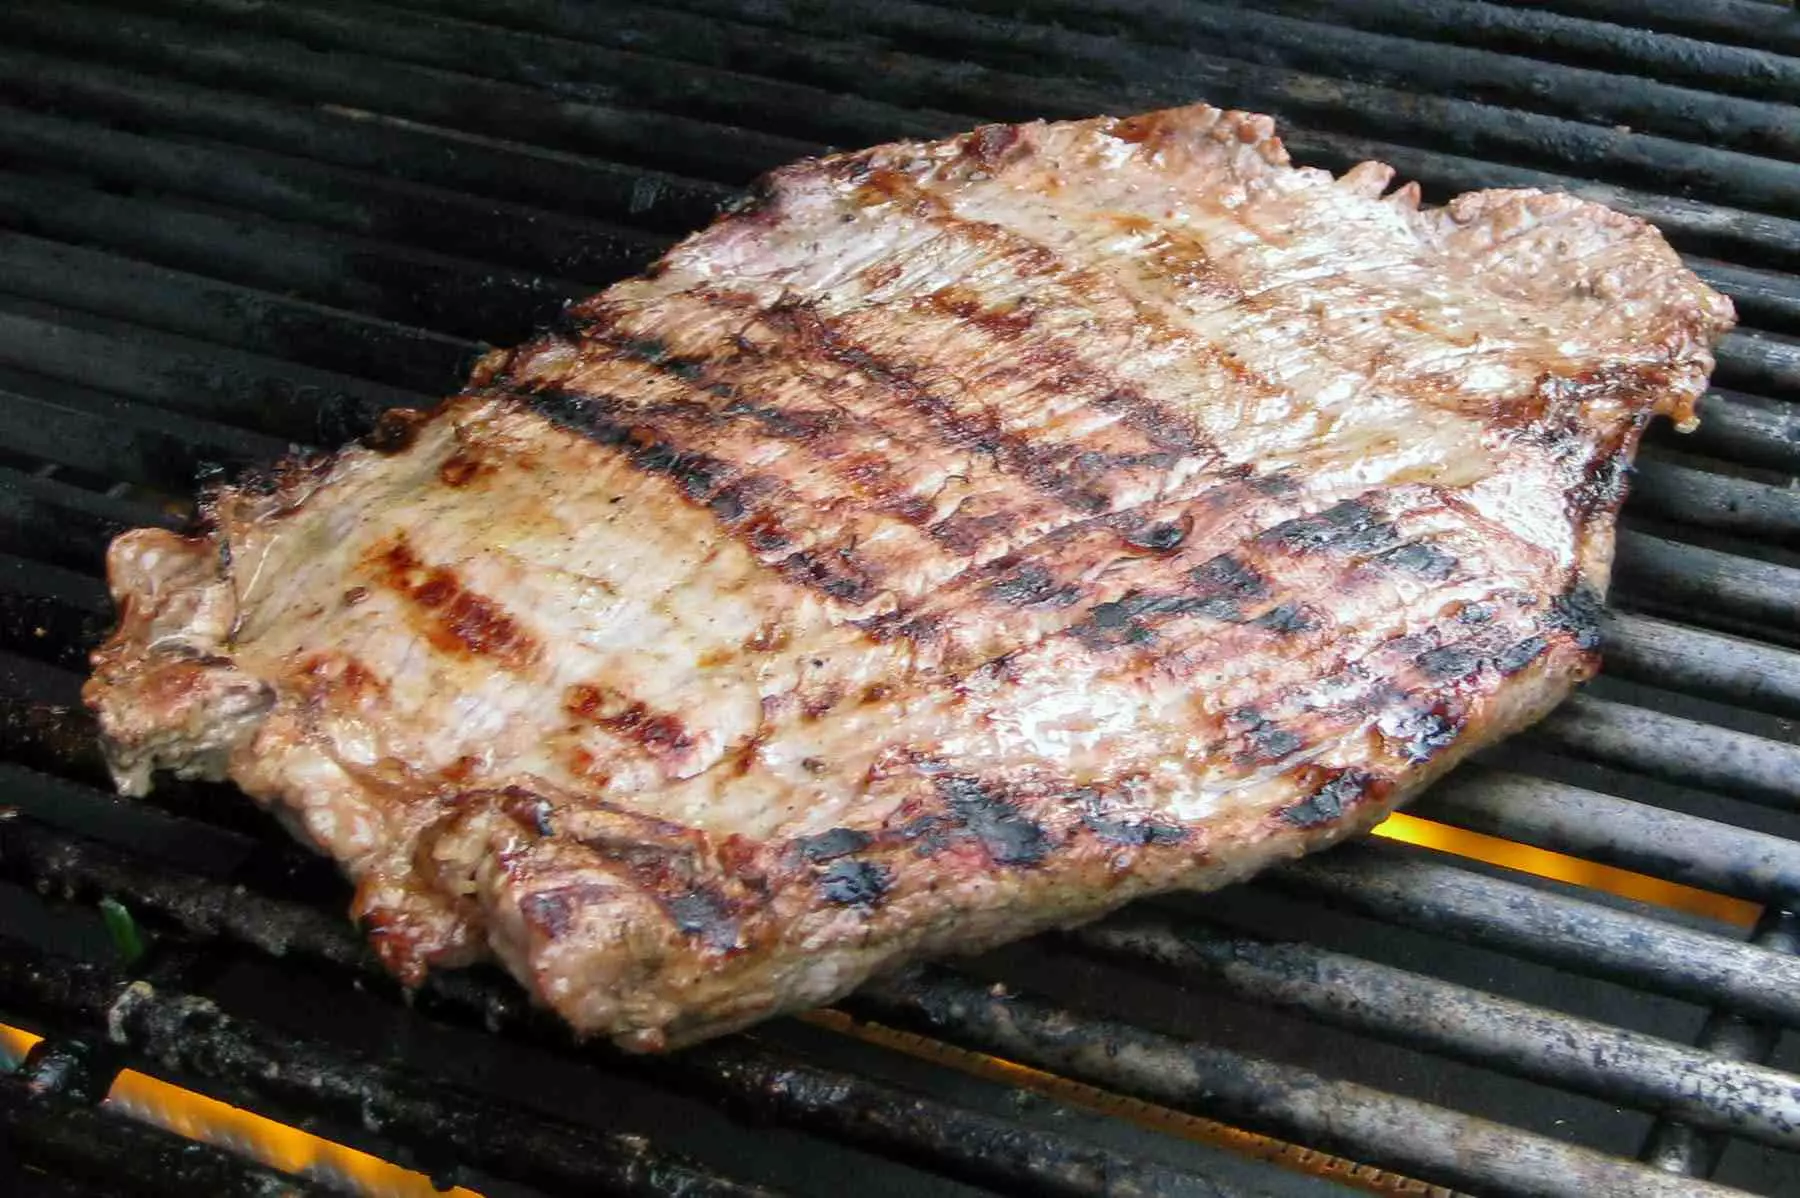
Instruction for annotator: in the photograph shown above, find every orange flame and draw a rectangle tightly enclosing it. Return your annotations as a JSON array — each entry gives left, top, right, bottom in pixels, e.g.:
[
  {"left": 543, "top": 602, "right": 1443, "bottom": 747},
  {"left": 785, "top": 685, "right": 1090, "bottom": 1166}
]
[
  {"left": 0, "top": 809, "right": 1759, "bottom": 1196},
  {"left": 1, "top": 1022, "right": 482, "bottom": 1198},
  {"left": 1372, "top": 812, "right": 1759, "bottom": 928}
]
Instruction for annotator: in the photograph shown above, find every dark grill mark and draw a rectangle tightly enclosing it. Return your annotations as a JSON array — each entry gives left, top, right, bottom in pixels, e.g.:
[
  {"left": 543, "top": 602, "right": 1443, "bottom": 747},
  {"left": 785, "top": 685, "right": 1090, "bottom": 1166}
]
[
  {"left": 1122, "top": 519, "right": 1188, "bottom": 553},
  {"left": 1229, "top": 707, "right": 1305, "bottom": 763},
  {"left": 753, "top": 294, "right": 1206, "bottom": 517},
  {"left": 1280, "top": 769, "right": 1376, "bottom": 828},
  {"left": 1380, "top": 541, "right": 1458, "bottom": 580},
  {"left": 375, "top": 540, "right": 535, "bottom": 666},
  {"left": 1417, "top": 645, "right": 1481, "bottom": 681},
  {"left": 529, "top": 388, "right": 736, "bottom": 506},
  {"left": 1496, "top": 636, "right": 1550, "bottom": 675},
  {"left": 564, "top": 682, "right": 694, "bottom": 758},
  {"left": 663, "top": 889, "right": 741, "bottom": 953},
  {"left": 1190, "top": 553, "right": 1269, "bottom": 599},
  {"left": 1247, "top": 726, "right": 1303, "bottom": 762},
  {"left": 1260, "top": 499, "right": 1397, "bottom": 557},
  {"left": 777, "top": 548, "right": 876, "bottom": 604},
  {"left": 937, "top": 776, "right": 1049, "bottom": 866},
  {"left": 1080, "top": 809, "right": 1189, "bottom": 847},
  {"left": 521, "top": 884, "right": 611, "bottom": 941},
  {"left": 1457, "top": 602, "right": 1495, "bottom": 625},
  {"left": 1253, "top": 603, "right": 1313, "bottom": 635},
  {"left": 1573, "top": 449, "right": 1633, "bottom": 516},
  {"left": 819, "top": 859, "right": 891, "bottom": 907},
  {"left": 984, "top": 562, "right": 1079, "bottom": 607},
  {"left": 1072, "top": 550, "right": 1270, "bottom": 647},
  {"left": 528, "top": 387, "right": 890, "bottom": 603},
  {"left": 795, "top": 827, "right": 873, "bottom": 863},
  {"left": 1548, "top": 585, "right": 1606, "bottom": 651},
  {"left": 1382, "top": 705, "right": 1462, "bottom": 764}
]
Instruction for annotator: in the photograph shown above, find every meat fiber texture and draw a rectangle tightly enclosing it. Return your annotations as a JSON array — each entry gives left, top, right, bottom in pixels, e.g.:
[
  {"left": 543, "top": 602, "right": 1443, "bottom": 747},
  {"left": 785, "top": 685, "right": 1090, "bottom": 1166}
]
[{"left": 86, "top": 103, "right": 1734, "bottom": 1051}]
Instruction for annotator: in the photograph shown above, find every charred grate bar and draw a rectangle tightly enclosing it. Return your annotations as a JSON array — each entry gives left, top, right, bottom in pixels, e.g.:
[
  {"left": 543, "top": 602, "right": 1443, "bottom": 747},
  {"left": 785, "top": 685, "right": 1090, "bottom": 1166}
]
[{"left": 1, "top": 0, "right": 1798, "bottom": 1194}]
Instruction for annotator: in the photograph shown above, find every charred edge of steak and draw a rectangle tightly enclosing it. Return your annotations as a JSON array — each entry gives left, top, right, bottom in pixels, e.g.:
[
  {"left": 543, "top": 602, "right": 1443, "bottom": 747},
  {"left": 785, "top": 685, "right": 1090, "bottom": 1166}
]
[{"left": 1279, "top": 768, "right": 1383, "bottom": 828}]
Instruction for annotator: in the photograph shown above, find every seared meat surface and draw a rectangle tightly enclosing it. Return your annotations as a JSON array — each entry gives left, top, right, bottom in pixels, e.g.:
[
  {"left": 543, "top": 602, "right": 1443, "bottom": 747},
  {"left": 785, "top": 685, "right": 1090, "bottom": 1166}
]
[{"left": 86, "top": 103, "right": 1732, "bottom": 1050}]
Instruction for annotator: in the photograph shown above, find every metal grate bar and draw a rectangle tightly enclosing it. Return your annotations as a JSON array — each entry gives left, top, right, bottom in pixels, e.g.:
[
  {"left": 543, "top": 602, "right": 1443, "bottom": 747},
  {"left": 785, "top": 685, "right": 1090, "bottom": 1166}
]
[
  {"left": 1612, "top": 533, "right": 1800, "bottom": 644},
  {"left": 1275, "top": 844, "right": 1800, "bottom": 1026},
  {"left": 0, "top": 948, "right": 787, "bottom": 1198},
  {"left": 2, "top": 1050, "right": 325, "bottom": 1198},
  {"left": 0, "top": 469, "right": 177, "bottom": 574},
  {"left": 0, "top": 296, "right": 425, "bottom": 446},
  {"left": 1411, "top": 766, "right": 1800, "bottom": 905},
  {"left": 11, "top": 1, "right": 819, "bottom": 185},
  {"left": 1627, "top": 458, "right": 1800, "bottom": 545},
  {"left": 0, "top": 104, "right": 661, "bottom": 289},
  {"left": 1639, "top": 909, "right": 1800, "bottom": 1178},
  {"left": 4, "top": 770, "right": 1795, "bottom": 1184},
  {"left": 1499, "top": 0, "right": 1800, "bottom": 54},
  {"left": 0, "top": 816, "right": 1276, "bottom": 1198},
  {"left": 0, "top": 376, "right": 286, "bottom": 498},
  {"left": 614, "top": 0, "right": 1800, "bottom": 217},
  {"left": 0, "top": 234, "right": 472, "bottom": 400},
  {"left": 1212, "top": 0, "right": 1799, "bottom": 102},
  {"left": 847, "top": 966, "right": 1753, "bottom": 1198},
  {"left": 1600, "top": 612, "right": 1800, "bottom": 720},
  {"left": 1066, "top": 906, "right": 1800, "bottom": 1150},
  {"left": 1530, "top": 694, "right": 1800, "bottom": 813},
  {"left": 0, "top": 169, "right": 576, "bottom": 347},
  {"left": 914, "top": 0, "right": 1800, "bottom": 161},
  {"left": 0, "top": 0, "right": 1795, "bottom": 1192},
  {"left": 0, "top": 44, "right": 732, "bottom": 235}
]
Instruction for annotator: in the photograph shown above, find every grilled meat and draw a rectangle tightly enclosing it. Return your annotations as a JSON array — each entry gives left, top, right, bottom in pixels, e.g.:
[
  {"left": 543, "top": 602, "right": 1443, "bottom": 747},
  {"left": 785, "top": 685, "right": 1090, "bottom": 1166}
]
[{"left": 85, "top": 103, "right": 1733, "bottom": 1050}]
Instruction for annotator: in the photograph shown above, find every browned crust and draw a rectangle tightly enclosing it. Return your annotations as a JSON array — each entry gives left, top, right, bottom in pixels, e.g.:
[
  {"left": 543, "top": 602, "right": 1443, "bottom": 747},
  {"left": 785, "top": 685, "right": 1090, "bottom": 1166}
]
[{"left": 83, "top": 100, "right": 1735, "bottom": 1050}]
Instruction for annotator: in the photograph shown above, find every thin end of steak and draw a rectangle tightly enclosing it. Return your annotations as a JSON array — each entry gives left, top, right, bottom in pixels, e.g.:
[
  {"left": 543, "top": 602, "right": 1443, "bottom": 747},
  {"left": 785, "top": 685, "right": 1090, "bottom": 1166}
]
[{"left": 85, "top": 102, "right": 1733, "bottom": 1050}]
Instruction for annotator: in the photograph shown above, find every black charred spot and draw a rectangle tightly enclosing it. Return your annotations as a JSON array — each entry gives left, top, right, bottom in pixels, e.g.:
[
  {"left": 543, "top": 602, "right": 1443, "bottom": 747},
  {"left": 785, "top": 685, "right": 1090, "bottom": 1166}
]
[
  {"left": 709, "top": 487, "right": 747, "bottom": 522},
  {"left": 1080, "top": 810, "right": 1188, "bottom": 847},
  {"left": 1384, "top": 704, "right": 1462, "bottom": 764},
  {"left": 795, "top": 827, "right": 873, "bottom": 863},
  {"left": 1574, "top": 451, "right": 1632, "bottom": 514},
  {"left": 1124, "top": 520, "right": 1188, "bottom": 553},
  {"left": 1281, "top": 769, "right": 1375, "bottom": 828},
  {"left": 1190, "top": 553, "right": 1268, "bottom": 600},
  {"left": 1262, "top": 499, "right": 1396, "bottom": 556},
  {"left": 361, "top": 408, "right": 426, "bottom": 454},
  {"left": 1246, "top": 726, "right": 1303, "bottom": 761},
  {"left": 1381, "top": 541, "right": 1458, "bottom": 580},
  {"left": 1072, "top": 586, "right": 1244, "bottom": 647},
  {"left": 899, "top": 814, "right": 951, "bottom": 856},
  {"left": 1457, "top": 601, "right": 1495, "bottom": 625},
  {"left": 528, "top": 389, "right": 740, "bottom": 512},
  {"left": 986, "top": 562, "right": 1079, "bottom": 607},
  {"left": 1548, "top": 585, "right": 1605, "bottom": 651},
  {"left": 1496, "top": 636, "right": 1549, "bottom": 675},
  {"left": 1254, "top": 603, "right": 1313, "bottom": 635},
  {"left": 938, "top": 776, "right": 1048, "bottom": 866},
  {"left": 777, "top": 549, "right": 874, "bottom": 604},
  {"left": 1417, "top": 645, "right": 1480, "bottom": 681},
  {"left": 663, "top": 889, "right": 740, "bottom": 953},
  {"left": 1090, "top": 600, "right": 1131, "bottom": 629},
  {"left": 819, "top": 859, "right": 891, "bottom": 907},
  {"left": 1230, "top": 707, "right": 1303, "bottom": 762}
]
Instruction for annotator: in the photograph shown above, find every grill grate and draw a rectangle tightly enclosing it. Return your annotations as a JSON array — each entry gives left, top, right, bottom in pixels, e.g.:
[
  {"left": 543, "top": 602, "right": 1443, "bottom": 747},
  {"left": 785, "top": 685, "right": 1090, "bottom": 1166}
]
[{"left": 1, "top": 2, "right": 1797, "bottom": 1196}]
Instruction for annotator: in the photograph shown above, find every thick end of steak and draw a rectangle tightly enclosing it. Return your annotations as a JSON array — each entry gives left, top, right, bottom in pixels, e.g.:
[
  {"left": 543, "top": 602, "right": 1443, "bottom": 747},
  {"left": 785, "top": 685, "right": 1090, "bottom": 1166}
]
[{"left": 85, "top": 102, "right": 1733, "bottom": 1050}]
